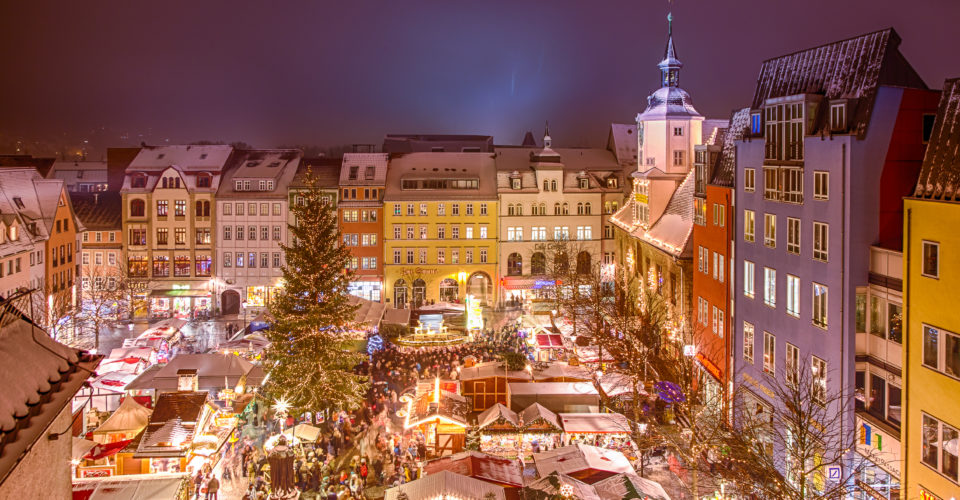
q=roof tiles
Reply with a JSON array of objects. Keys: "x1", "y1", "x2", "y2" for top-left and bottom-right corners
[{"x1": 914, "y1": 78, "x2": 960, "y2": 201}]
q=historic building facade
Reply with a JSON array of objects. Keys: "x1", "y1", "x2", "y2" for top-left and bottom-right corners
[
  {"x1": 383, "y1": 153, "x2": 498, "y2": 308},
  {"x1": 121, "y1": 145, "x2": 234, "y2": 319},
  {"x1": 732, "y1": 29, "x2": 937, "y2": 497},
  {"x1": 338, "y1": 153, "x2": 388, "y2": 302},
  {"x1": 214, "y1": 149, "x2": 300, "y2": 317},
  {"x1": 902, "y1": 78, "x2": 960, "y2": 500},
  {"x1": 495, "y1": 131, "x2": 626, "y2": 303}
]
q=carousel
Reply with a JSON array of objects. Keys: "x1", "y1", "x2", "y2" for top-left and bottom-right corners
[{"x1": 394, "y1": 314, "x2": 469, "y2": 348}]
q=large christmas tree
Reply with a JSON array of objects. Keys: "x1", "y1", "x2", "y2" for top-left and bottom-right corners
[{"x1": 263, "y1": 171, "x2": 367, "y2": 412}]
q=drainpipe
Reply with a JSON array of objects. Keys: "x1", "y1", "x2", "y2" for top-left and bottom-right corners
[
  {"x1": 903, "y1": 207, "x2": 912, "y2": 489},
  {"x1": 841, "y1": 142, "x2": 849, "y2": 461}
]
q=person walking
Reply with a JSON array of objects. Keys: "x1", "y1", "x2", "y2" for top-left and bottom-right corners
[{"x1": 205, "y1": 475, "x2": 220, "y2": 500}]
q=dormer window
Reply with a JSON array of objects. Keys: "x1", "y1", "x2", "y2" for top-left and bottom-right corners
[
  {"x1": 235, "y1": 180, "x2": 243, "y2": 191},
  {"x1": 606, "y1": 177, "x2": 618, "y2": 188},
  {"x1": 9, "y1": 225, "x2": 18, "y2": 241},
  {"x1": 131, "y1": 173, "x2": 147, "y2": 188},
  {"x1": 830, "y1": 102, "x2": 847, "y2": 132},
  {"x1": 764, "y1": 97, "x2": 811, "y2": 162},
  {"x1": 751, "y1": 112, "x2": 762, "y2": 135},
  {"x1": 196, "y1": 173, "x2": 212, "y2": 188},
  {"x1": 579, "y1": 178, "x2": 589, "y2": 189},
  {"x1": 511, "y1": 178, "x2": 521, "y2": 190},
  {"x1": 365, "y1": 166, "x2": 375, "y2": 180},
  {"x1": 349, "y1": 166, "x2": 359, "y2": 180}
]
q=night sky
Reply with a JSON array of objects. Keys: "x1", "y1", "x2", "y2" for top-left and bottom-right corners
[{"x1": 2, "y1": 0, "x2": 959, "y2": 152}]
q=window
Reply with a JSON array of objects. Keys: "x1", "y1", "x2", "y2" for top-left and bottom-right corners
[
  {"x1": 744, "y1": 210, "x2": 755, "y2": 242},
  {"x1": 744, "y1": 168, "x2": 755, "y2": 192},
  {"x1": 406, "y1": 250, "x2": 414, "y2": 264},
  {"x1": 923, "y1": 325, "x2": 960, "y2": 379},
  {"x1": 465, "y1": 226, "x2": 473, "y2": 239},
  {"x1": 223, "y1": 252, "x2": 232, "y2": 268},
  {"x1": 579, "y1": 178, "x2": 589, "y2": 189},
  {"x1": 259, "y1": 226, "x2": 268, "y2": 241},
  {"x1": 130, "y1": 199, "x2": 145, "y2": 217},
  {"x1": 604, "y1": 225, "x2": 613, "y2": 239},
  {"x1": 718, "y1": 204, "x2": 725, "y2": 227},
  {"x1": 480, "y1": 203, "x2": 488, "y2": 216},
  {"x1": 156, "y1": 200, "x2": 168, "y2": 216},
  {"x1": 260, "y1": 253, "x2": 268, "y2": 268},
  {"x1": 888, "y1": 302, "x2": 903, "y2": 344},
  {"x1": 436, "y1": 249, "x2": 445, "y2": 264},
  {"x1": 673, "y1": 127, "x2": 683, "y2": 136},
  {"x1": 764, "y1": 101, "x2": 804, "y2": 161},
  {"x1": 787, "y1": 217, "x2": 800, "y2": 254},
  {"x1": 129, "y1": 228, "x2": 147, "y2": 245},
  {"x1": 451, "y1": 226, "x2": 459, "y2": 239},
  {"x1": 511, "y1": 178, "x2": 521, "y2": 189},
  {"x1": 763, "y1": 213, "x2": 776, "y2": 247},
  {"x1": 744, "y1": 261, "x2": 755, "y2": 298},
  {"x1": 694, "y1": 199, "x2": 706, "y2": 226},
  {"x1": 672, "y1": 150, "x2": 685, "y2": 167},
  {"x1": 152, "y1": 255, "x2": 170, "y2": 277},
  {"x1": 764, "y1": 267, "x2": 776, "y2": 307},
  {"x1": 156, "y1": 228, "x2": 169, "y2": 245},
  {"x1": 393, "y1": 204, "x2": 401, "y2": 216},
  {"x1": 174, "y1": 228, "x2": 186, "y2": 244},
  {"x1": 406, "y1": 226, "x2": 414, "y2": 239},
  {"x1": 550, "y1": 180, "x2": 557, "y2": 192},
  {"x1": 786, "y1": 275, "x2": 800, "y2": 317},
  {"x1": 922, "y1": 241, "x2": 939, "y2": 278},
  {"x1": 751, "y1": 112, "x2": 762, "y2": 134},
  {"x1": 814, "y1": 171, "x2": 829, "y2": 200},
  {"x1": 272, "y1": 203, "x2": 281, "y2": 216},
  {"x1": 437, "y1": 203, "x2": 445, "y2": 216},
  {"x1": 576, "y1": 226, "x2": 592, "y2": 240},
  {"x1": 921, "y1": 413, "x2": 960, "y2": 483},
  {"x1": 717, "y1": 253, "x2": 724, "y2": 282},
  {"x1": 82, "y1": 252, "x2": 90, "y2": 265},
  {"x1": 452, "y1": 204, "x2": 460, "y2": 216},
  {"x1": 174, "y1": 200, "x2": 186, "y2": 216},
  {"x1": 273, "y1": 226, "x2": 281, "y2": 241},
  {"x1": 480, "y1": 249, "x2": 487, "y2": 263},
  {"x1": 466, "y1": 203, "x2": 474, "y2": 216},
  {"x1": 393, "y1": 249, "x2": 401, "y2": 264},
  {"x1": 812, "y1": 283, "x2": 828, "y2": 329},
  {"x1": 195, "y1": 228, "x2": 211, "y2": 245},
  {"x1": 813, "y1": 222, "x2": 828, "y2": 261},
  {"x1": 248, "y1": 252, "x2": 257, "y2": 268},
  {"x1": 419, "y1": 203, "x2": 427, "y2": 216},
  {"x1": 717, "y1": 309, "x2": 724, "y2": 338},
  {"x1": 811, "y1": 356, "x2": 826, "y2": 406},
  {"x1": 743, "y1": 323, "x2": 755, "y2": 364},
  {"x1": 763, "y1": 332, "x2": 775, "y2": 375},
  {"x1": 479, "y1": 226, "x2": 487, "y2": 239},
  {"x1": 236, "y1": 202, "x2": 244, "y2": 215},
  {"x1": 451, "y1": 249, "x2": 459, "y2": 264},
  {"x1": 830, "y1": 102, "x2": 846, "y2": 131},
  {"x1": 786, "y1": 343, "x2": 800, "y2": 386},
  {"x1": 236, "y1": 225, "x2": 244, "y2": 240},
  {"x1": 248, "y1": 226, "x2": 256, "y2": 240},
  {"x1": 128, "y1": 255, "x2": 148, "y2": 277}
]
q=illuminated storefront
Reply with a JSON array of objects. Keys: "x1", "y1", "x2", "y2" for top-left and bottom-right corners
[
  {"x1": 148, "y1": 286, "x2": 212, "y2": 319},
  {"x1": 348, "y1": 281, "x2": 382, "y2": 302}
]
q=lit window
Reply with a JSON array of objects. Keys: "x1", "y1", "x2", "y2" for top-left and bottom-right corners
[
  {"x1": 743, "y1": 322, "x2": 754, "y2": 364},
  {"x1": 744, "y1": 261, "x2": 755, "y2": 298},
  {"x1": 813, "y1": 283, "x2": 828, "y2": 329},
  {"x1": 744, "y1": 210, "x2": 755, "y2": 242},
  {"x1": 764, "y1": 267, "x2": 776, "y2": 307},
  {"x1": 922, "y1": 241, "x2": 939, "y2": 278},
  {"x1": 814, "y1": 171, "x2": 829, "y2": 200},
  {"x1": 764, "y1": 213, "x2": 776, "y2": 248},
  {"x1": 763, "y1": 331, "x2": 775, "y2": 375},
  {"x1": 786, "y1": 274, "x2": 800, "y2": 317},
  {"x1": 744, "y1": 168, "x2": 755, "y2": 192},
  {"x1": 813, "y1": 222, "x2": 829, "y2": 262},
  {"x1": 787, "y1": 218, "x2": 800, "y2": 255}
]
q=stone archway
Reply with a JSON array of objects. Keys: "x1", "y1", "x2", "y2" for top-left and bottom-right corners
[
  {"x1": 221, "y1": 290, "x2": 241, "y2": 315},
  {"x1": 466, "y1": 272, "x2": 492, "y2": 305}
]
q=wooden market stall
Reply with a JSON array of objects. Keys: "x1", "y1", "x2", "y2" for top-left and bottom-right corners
[
  {"x1": 532, "y1": 443, "x2": 634, "y2": 484},
  {"x1": 403, "y1": 378, "x2": 470, "y2": 457},
  {"x1": 475, "y1": 403, "x2": 521, "y2": 458},
  {"x1": 518, "y1": 403, "x2": 563, "y2": 459},
  {"x1": 459, "y1": 361, "x2": 531, "y2": 412}
]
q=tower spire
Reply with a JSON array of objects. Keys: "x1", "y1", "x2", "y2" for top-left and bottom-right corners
[
  {"x1": 543, "y1": 121, "x2": 552, "y2": 149},
  {"x1": 658, "y1": 11, "x2": 682, "y2": 88}
]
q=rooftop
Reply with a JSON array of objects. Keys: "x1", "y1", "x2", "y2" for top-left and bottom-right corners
[
  {"x1": 914, "y1": 77, "x2": 960, "y2": 201},
  {"x1": 383, "y1": 152, "x2": 498, "y2": 201},
  {"x1": 70, "y1": 192, "x2": 122, "y2": 230}
]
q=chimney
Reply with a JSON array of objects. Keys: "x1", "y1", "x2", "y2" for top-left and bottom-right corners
[{"x1": 177, "y1": 368, "x2": 198, "y2": 391}]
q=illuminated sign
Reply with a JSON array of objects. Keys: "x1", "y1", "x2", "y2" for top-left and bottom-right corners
[
  {"x1": 172, "y1": 284, "x2": 191, "y2": 290},
  {"x1": 635, "y1": 193, "x2": 649, "y2": 204},
  {"x1": 695, "y1": 353, "x2": 722, "y2": 382},
  {"x1": 532, "y1": 280, "x2": 555, "y2": 289},
  {"x1": 918, "y1": 487, "x2": 942, "y2": 500}
]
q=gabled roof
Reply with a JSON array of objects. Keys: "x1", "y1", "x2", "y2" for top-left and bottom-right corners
[
  {"x1": 751, "y1": 28, "x2": 926, "y2": 138},
  {"x1": 0, "y1": 312, "x2": 101, "y2": 486},
  {"x1": 407, "y1": 389, "x2": 470, "y2": 428},
  {"x1": 423, "y1": 451, "x2": 523, "y2": 488},
  {"x1": 125, "y1": 353, "x2": 262, "y2": 391},
  {"x1": 710, "y1": 108, "x2": 751, "y2": 187},
  {"x1": 606, "y1": 124, "x2": 638, "y2": 168},
  {"x1": 525, "y1": 472, "x2": 601, "y2": 500},
  {"x1": 217, "y1": 149, "x2": 302, "y2": 199},
  {"x1": 611, "y1": 171, "x2": 695, "y2": 258},
  {"x1": 520, "y1": 403, "x2": 561, "y2": 432},
  {"x1": 339, "y1": 153, "x2": 389, "y2": 186},
  {"x1": 127, "y1": 145, "x2": 234, "y2": 172},
  {"x1": 93, "y1": 397, "x2": 152, "y2": 435},
  {"x1": 148, "y1": 392, "x2": 208, "y2": 424},
  {"x1": 593, "y1": 473, "x2": 672, "y2": 500},
  {"x1": 294, "y1": 156, "x2": 341, "y2": 189},
  {"x1": 476, "y1": 403, "x2": 520, "y2": 430},
  {"x1": 533, "y1": 444, "x2": 634, "y2": 483},
  {"x1": 914, "y1": 78, "x2": 960, "y2": 201},
  {"x1": 385, "y1": 470, "x2": 506, "y2": 500}
]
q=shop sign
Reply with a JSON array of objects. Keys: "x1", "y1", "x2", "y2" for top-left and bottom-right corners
[
  {"x1": 635, "y1": 193, "x2": 649, "y2": 204},
  {"x1": 79, "y1": 466, "x2": 114, "y2": 478},
  {"x1": 854, "y1": 480, "x2": 888, "y2": 500},
  {"x1": 918, "y1": 487, "x2": 943, "y2": 500},
  {"x1": 825, "y1": 465, "x2": 842, "y2": 483},
  {"x1": 172, "y1": 284, "x2": 191, "y2": 290},
  {"x1": 532, "y1": 280, "x2": 555, "y2": 289},
  {"x1": 683, "y1": 344, "x2": 695, "y2": 357},
  {"x1": 695, "y1": 353, "x2": 723, "y2": 382}
]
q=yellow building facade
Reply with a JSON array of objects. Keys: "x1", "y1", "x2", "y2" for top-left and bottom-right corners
[
  {"x1": 902, "y1": 78, "x2": 960, "y2": 500},
  {"x1": 382, "y1": 153, "x2": 499, "y2": 309}
]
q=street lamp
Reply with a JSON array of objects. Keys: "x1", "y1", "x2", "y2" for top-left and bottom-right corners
[{"x1": 241, "y1": 300, "x2": 248, "y2": 336}]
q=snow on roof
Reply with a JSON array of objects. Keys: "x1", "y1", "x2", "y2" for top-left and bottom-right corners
[
  {"x1": 94, "y1": 397, "x2": 152, "y2": 435},
  {"x1": 460, "y1": 361, "x2": 530, "y2": 381},
  {"x1": 510, "y1": 382, "x2": 598, "y2": 397},
  {"x1": 520, "y1": 403, "x2": 561, "y2": 431},
  {"x1": 525, "y1": 471, "x2": 602, "y2": 500},
  {"x1": 347, "y1": 294, "x2": 386, "y2": 326},
  {"x1": 127, "y1": 145, "x2": 234, "y2": 172},
  {"x1": 217, "y1": 149, "x2": 301, "y2": 199},
  {"x1": 494, "y1": 147, "x2": 621, "y2": 173},
  {"x1": 424, "y1": 451, "x2": 523, "y2": 488},
  {"x1": 0, "y1": 314, "x2": 101, "y2": 485},
  {"x1": 384, "y1": 152, "x2": 499, "y2": 201},
  {"x1": 339, "y1": 153, "x2": 389, "y2": 185},
  {"x1": 914, "y1": 77, "x2": 960, "y2": 201},
  {"x1": 535, "y1": 362, "x2": 591, "y2": 380},
  {"x1": 711, "y1": 108, "x2": 751, "y2": 187},
  {"x1": 129, "y1": 353, "x2": 260, "y2": 391},
  {"x1": 558, "y1": 413, "x2": 631, "y2": 434},
  {"x1": 384, "y1": 470, "x2": 506, "y2": 500},
  {"x1": 606, "y1": 124, "x2": 638, "y2": 168},
  {"x1": 638, "y1": 86, "x2": 702, "y2": 120},
  {"x1": 477, "y1": 403, "x2": 520, "y2": 430},
  {"x1": 593, "y1": 473, "x2": 672, "y2": 500},
  {"x1": 751, "y1": 28, "x2": 926, "y2": 138},
  {"x1": 617, "y1": 170, "x2": 695, "y2": 257},
  {"x1": 533, "y1": 444, "x2": 634, "y2": 480},
  {"x1": 71, "y1": 472, "x2": 189, "y2": 499}
]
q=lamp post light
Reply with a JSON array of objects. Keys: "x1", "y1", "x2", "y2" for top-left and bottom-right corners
[{"x1": 241, "y1": 300, "x2": 248, "y2": 336}]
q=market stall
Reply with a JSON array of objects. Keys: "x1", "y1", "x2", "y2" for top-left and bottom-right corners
[
  {"x1": 384, "y1": 470, "x2": 506, "y2": 500},
  {"x1": 507, "y1": 382, "x2": 599, "y2": 414},
  {"x1": 518, "y1": 403, "x2": 563, "y2": 460},
  {"x1": 475, "y1": 403, "x2": 521, "y2": 458},
  {"x1": 72, "y1": 472, "x2": 190, "y2": 499},
  {"x1": 525, "y1": 471, "x2": 602, "y2": 500},
  {"x1": 91, "y1": 397, "x2": 152, "y2": 444},
  {"x1": 593, "y1": 472, "x2": 672, "y2": 500},
  {"x1": 559, "y1": 413, "x2": 639, "y2": 460},
  {"x1": 533, "y1": 444, "x2": 634, "y2": 484},
  {"x1": 401, "y1": 378, "x2": 470, "y2": 457}
]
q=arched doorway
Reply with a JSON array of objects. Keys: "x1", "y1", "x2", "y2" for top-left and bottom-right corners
[
  {"x1": 507, "y1": 253, "x2": 523, "y2": 276},
  {"x1": 221, "y1": 290, "x2": 240, "y2": 315},
  {"x1": 412, "y1": 279, "x2": 426, "y2": 308},
  {"x1": 467, "y1": 272, "x2": 492, "y2": 305},
  {"x1": 394, "y1": 279, "x2": 408, "y2": 309},
  {"x1": 439, "y1": 278, "x2": 459, "y2": 302},
  {"x1": 577, "y1": 251, "x2": 591, "y2": 275},
  {"x1": 531, "y1": 252, "x2": 546, "y2": 276}
]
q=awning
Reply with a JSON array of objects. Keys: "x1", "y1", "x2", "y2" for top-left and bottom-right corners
[
  {"x1": 84, "y1": 439, "x2": 134, "y2": 460},
  {"x1": 72, "y1": 473, "x2": 188, "y2": 500},
  {"x1": 502, "y1": 278, "x2": 536, "y2": 290},
  {"x1": 90, "y1": 371, "x2": 139, "y2": 393},
  {"x1": 149, "y1": 289, "x2": 210, "y2": 298}
]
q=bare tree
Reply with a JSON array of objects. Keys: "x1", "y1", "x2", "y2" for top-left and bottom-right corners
[
  {"x1": 76, "y1": 263, "x2": 130, "y2": 350},
  {"x1": 725, "y1": 361, "x2": 875, "y2": 499}
]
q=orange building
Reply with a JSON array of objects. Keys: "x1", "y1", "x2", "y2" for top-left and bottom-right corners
[
  {"x1": 691, "y1": 109, "x2": 749, "y2": 406},
  {"x1": 338, "y1": 153, "x2": 388, "y2": 302}
]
